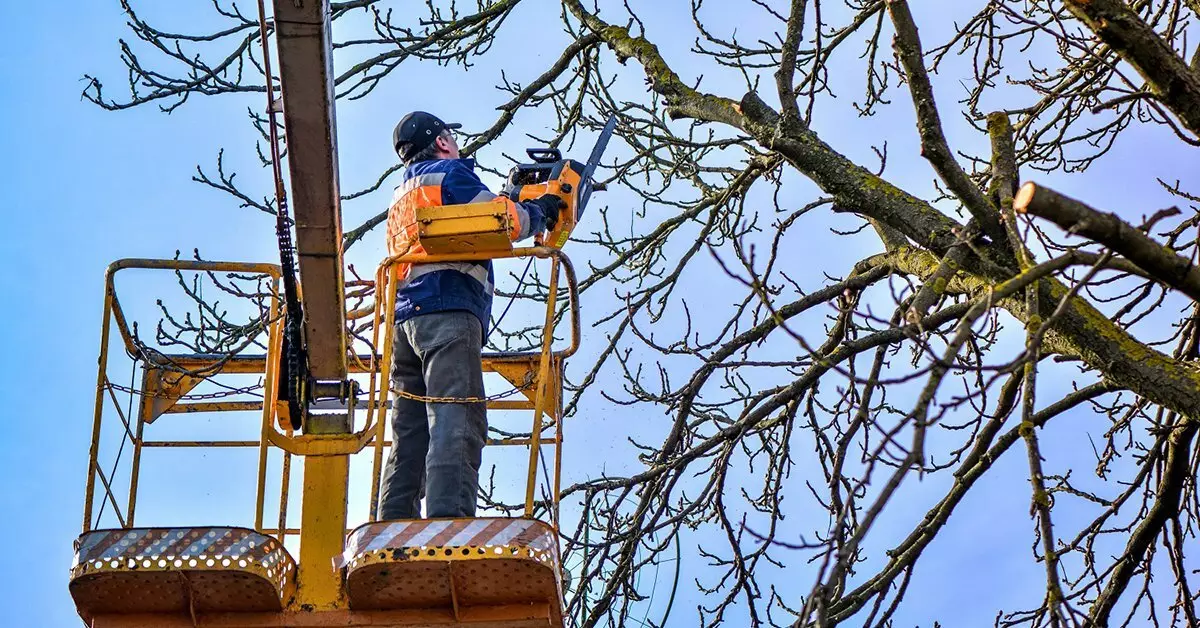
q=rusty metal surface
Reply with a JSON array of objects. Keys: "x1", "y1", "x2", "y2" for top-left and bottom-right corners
[
  {"x1": 348, "y1": 562, "x2": 451, "y2": 610},
  {"x1": 340, "y1": 518, "x2": 561, "y2": 625},
  {"x1": 70, "y1": 528, "x2": 297, "y2": 621},
  {"x1": 487, "y1": 356, "x2": 562, "y2": 420},
  {"x1": 72, "y1": 571, "x2": 284, "y2": 618},
  {"x1": 346, "y1": 560, "x2": 559, "y2": 615},
  {"x1": 270, "y1": 0, "x2": 348, "y2": 383},
  {"x1": 139, "y1": 368, "x2": 206, "y2": 424}
]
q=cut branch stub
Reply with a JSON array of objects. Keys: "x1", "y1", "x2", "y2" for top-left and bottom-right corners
[{"x1": 1015, "y1": 182, "x2": 1200, "y2": 302}]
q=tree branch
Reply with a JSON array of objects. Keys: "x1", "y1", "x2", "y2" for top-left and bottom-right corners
[
  {"x1": 887, "y1": 0, "x2": 1004, "y2": 241},
  {"x1": 1015, "y1": 182, "x2": 1200, "y2": 302},
  {"x1": 1064, "y1": 0, "x2": 1200, "y2": 137},
  {"x1": 775, "y1": 0, "x2": 808, "y2": 122}
]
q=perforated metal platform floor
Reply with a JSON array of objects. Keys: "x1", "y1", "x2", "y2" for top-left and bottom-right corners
[
  {"x1": 339, "y1": 517, "x2": 563, "y2": 625},
  {"x1": 70, "y1": 527, "x2": 296, "y2": 622},
  {"x1": 70, "y1": 520, "x2": 563, "y2": 627}
]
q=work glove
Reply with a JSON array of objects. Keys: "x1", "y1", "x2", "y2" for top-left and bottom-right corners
[{"x1": 531, "y1": 194, "x2": 566, "y2": 231}]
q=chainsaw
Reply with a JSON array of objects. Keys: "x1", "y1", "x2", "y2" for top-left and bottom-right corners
[{"x1": 501, "y1": 115, "x2": 617, "y2": 249}]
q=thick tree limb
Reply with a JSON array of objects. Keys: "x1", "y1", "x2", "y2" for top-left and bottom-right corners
[
  {"x1": 1015, "y1": 182, "x2": 1200, "y2": 302},
  {"x1": 775, "y1": 0, "x2": 808, "y2": 122},
  {"x1": 887, "y1": 0, "x2": 1004, "y2": 241},
  {"x1": 569, "y1": 0, "x2": 1200, "y2": 422},
  {"x1": 1064, "y1": 0, "x2": 1200, "y2": 136},
  {"x1": 888, "y1": 245, "x2": 1200, "y2": 418},
  {"x1": 905, "y1": 223, "x2": 974, "y2": 323},
  {"x1": 988, "y1": 112, "x2": 1031, "y2": 270},
  {"x1": 737, "y1": 91, "x2": 940, "y2": 252},
  {"x1": 564, "y1": 0, "x2": 743, "y2": 127}
]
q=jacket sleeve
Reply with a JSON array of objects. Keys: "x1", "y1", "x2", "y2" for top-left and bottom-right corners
[{"x1": 441, "y1": 163, "x2": 546, "y2": 241}]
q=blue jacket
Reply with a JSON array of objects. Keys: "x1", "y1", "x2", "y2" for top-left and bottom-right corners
[{"x1": 386, "y1": 158, "x2": 547, "y2": 338}]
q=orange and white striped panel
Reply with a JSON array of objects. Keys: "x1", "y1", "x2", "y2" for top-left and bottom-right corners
[{"x1": 336, "y1": 517, "x2": 558, "y2": 569}]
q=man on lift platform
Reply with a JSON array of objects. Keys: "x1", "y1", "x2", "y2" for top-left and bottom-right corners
[{"x1": 379, "y1": 111, "x2": 565, "y2": 520}]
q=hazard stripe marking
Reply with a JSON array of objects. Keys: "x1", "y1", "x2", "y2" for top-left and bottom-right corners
[
  {"x1": 428, "y1": 520, "x2": 471, "y2": 547},
  {"x1": 339, "y1": 518, "x2": 559, "y2": 569}
]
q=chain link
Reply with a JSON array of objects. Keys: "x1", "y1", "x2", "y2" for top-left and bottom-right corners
[
  {"x1": 392, "y1": 385, "x2": 528, "y2": 405},
  {"x1": 387, "y1": 367, "x2": 537, "y2": 404},
  {"x1": 106, "y1": 381, "x2": 265, "y2": 400},
  {"x1": 108, "y1": 358, "x2": 535, "y2": 405},
  {"x1": 107, "y1": 379, "x2": 528, "y2": 404}
]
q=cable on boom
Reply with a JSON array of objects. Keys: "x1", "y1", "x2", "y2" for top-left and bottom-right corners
[{"x1": 257, "y1": 0, "x2": 307, "y2": 429}]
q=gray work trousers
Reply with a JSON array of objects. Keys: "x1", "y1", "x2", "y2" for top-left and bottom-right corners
[{"x1": 377, "y1": 310, "x2": 487, "y2": 520}]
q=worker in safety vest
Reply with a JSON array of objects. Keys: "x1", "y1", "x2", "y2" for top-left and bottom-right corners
[{"x1": 378, "y1": 111, "x2": 564, "y2": 520}]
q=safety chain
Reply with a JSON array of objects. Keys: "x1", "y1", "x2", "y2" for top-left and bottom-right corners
[
  {"x1": 392, "y1": 385, "x2": 528, "y2": 405},
  {"x1": 106, "y1": 381, "x2": 265, "y2": 400},
  {"x1": 108, "y1": 380, "x2": 527, "y2": 404},
  {"x1": 388, "y1": 369, "x2": 537, "y2": 405}
]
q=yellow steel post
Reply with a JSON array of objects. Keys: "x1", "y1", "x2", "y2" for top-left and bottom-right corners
[
  {"x1": 278, "y1": 439, "x2": 292, "y2": 543},
  {"x1": 524, "y1": 258, "x2": 561, "y2": 517},
  {"x1": 255, "y1": 290, "x2": 283, "y2": 532},
  {"x1": 125, "y1": 394, "x2": 145, "y2": 526},
  {"x1": 294, "y1": 453, "x2": 349, "y2": 609},
  {"x1": 553, "y1": 362, "x2": 564, "y2": 528},
  {"x1": 83, "y1": 285, "x2": 115, "y2": 532},
  {"x1": 266, "y1": 284, "x2": 294, "y2": 544},
  {"x1": 368, "y1": 263, "x2": 399, "y2": 520}
]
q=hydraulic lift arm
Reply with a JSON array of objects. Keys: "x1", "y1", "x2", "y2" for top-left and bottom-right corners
[
  {"x1": 269, "y1": 0, "x2": 351, "y2": 609},
  {"x1": 272, "y1": 0, "x2": 349, "y2": 396}
]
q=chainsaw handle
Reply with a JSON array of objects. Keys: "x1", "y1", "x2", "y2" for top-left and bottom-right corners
[{"x1": 526, "y1": 148, "x2": 561, "y2": 163}]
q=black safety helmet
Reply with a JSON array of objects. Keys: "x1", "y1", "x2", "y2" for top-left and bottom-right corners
[{"x1": 392, "y1": 111, "x2": 462, "y2": 160}]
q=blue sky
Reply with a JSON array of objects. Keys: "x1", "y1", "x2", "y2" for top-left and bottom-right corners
[
  {"x1": 3, "y1": 2, "x2": 1197, "y2": 626},
  {"x1": 1, "y1": 4, "x2": 289, "y2": 625}
]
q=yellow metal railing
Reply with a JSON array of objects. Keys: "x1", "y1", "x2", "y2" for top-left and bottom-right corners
[
  {"x1": 83, "y1": 259, "x2": 284, "y2": 535},
  {"x1": 82, "y1": 250, "x2": 579, "y2": 540},
  {"x1": 370, "y1": 246, "x2": 580, "y2": 524}
]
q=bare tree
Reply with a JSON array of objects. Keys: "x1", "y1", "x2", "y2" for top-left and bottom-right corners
[{"x1": 86, "y1": 0, "x2": 1200, "y2": 626}]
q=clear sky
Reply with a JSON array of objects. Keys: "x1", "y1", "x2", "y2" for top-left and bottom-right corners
[
  {"x1": 3, "y1": 2, "x2": 1197, "y2": 627},
  {"x1": 1, "y1": 4, "x2": 296, "y2": 625}
]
